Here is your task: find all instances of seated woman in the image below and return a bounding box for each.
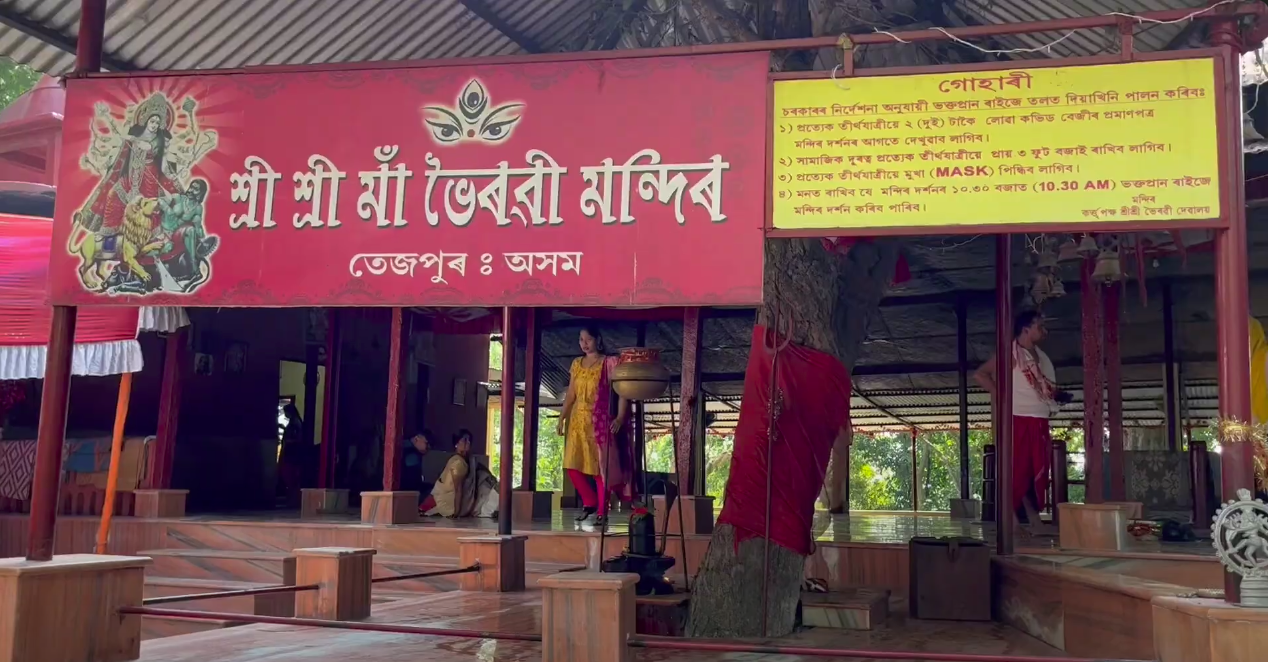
[421,430,500,518]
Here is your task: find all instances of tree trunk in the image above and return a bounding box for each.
[688,238,898,638]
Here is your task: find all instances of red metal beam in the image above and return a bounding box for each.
[519,309,542,490]
[677,307,704,494]
[498,306,517,535]
[73,0,106,74]
[994,236,1013,555]
[382,307,407,492]
[119,607,542,642]
[1105,282,1125,502]
[1081,260,1105,504]
[26,306,76,561]
[75,5,1268,80]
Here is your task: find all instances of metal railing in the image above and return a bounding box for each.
[369,563,480,585]
[120,607,541,642]
[627,635,1152,662]
[142,583,318,606]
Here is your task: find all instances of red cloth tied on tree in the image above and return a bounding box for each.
[716,325,851,556]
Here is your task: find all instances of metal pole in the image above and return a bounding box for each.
[27,306,77,561]
[74,0,106,74]
[1161,281,1179,453]
[1105,282,1125,501]
[910,426,919,512]
[383,308,406,492]
[678,308,703,495]
[956,296,970,500]
[994,236,1014,556]
[498,307,516,535]
[149,328,184,490]
[1210,11,1254,604]
[1080,259,1105,503]
[95,371,133,554]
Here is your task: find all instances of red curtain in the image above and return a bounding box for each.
[0,213,137,346]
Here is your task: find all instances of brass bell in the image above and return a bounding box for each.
[1076,234,1099,258]
[1092,250,1122,283]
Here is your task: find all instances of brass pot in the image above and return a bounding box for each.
[610,347,670,401]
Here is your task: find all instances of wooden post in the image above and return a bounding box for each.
[458,536,527,592]
[994,235,1013,555]
[677,307,703,494]
[1105,282,1125,501]
[956,295,970,500]
[1081,258,1105,504]
[383,307,407,492]
[149,328,185,490]
[294,548,375,621]
[520,309,541,490]
[27,306,76,562]
[95,372,133,554]
[540,571,637,662]
[498,307,516,536]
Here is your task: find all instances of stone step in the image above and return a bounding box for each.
[138,548,296,584]
[800,587,890,630]
[144,576,295,616]
[141,614,239,641]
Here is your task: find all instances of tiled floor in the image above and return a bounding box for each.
[138,590,1068,662]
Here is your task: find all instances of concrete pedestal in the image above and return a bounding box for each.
[651,495,715,535]
[1057,502,1139,551]
[294,547,376,621]
[949,498,981,520]
[540,571,637,662]
[359,491,419,525]
[458,535,527,592]
[511,490,553,523]
[0,554,150,662]
[1153,595,1268,662]
[133,489,188,518]
[300,488,349,518]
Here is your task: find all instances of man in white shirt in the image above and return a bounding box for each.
[975,311,1064,534]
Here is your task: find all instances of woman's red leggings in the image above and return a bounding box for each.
[566,468,607,514]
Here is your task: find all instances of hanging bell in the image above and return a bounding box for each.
[1092,250,1122,283]
[1076,234,1099,258]
[1037,251,1058,269]
[1030,272,1053,304]
[1058,236,1079,259]
[1050,277,1067,297]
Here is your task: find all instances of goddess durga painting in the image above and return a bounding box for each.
[69,92,219,296]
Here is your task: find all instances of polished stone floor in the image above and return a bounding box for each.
[138,590,1067,662]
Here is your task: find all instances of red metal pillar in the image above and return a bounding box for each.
[677,307,704,494]
[150,328,185,490]
[382,308,408,492]
[27,306,77,561]
[1104,282,1125,501]
[956,295,971,500]
[74,0,106,74]
[1080,259,1105,503]
[498,307,517,535]
[519,309,542,490]
[318,310,342,488]
[1162,280,1180,452]
[994,235,1014,555]
[1210,9,1254,603]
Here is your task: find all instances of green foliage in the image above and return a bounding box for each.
[0,58,40,111]
[848,429,992,511]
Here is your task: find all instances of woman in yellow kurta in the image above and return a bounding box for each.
[557,325,630,527]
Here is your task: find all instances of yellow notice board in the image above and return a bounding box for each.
[771,59,1221,231]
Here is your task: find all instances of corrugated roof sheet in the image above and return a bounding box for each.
[954,0,1208,58]
[0,0,596,74]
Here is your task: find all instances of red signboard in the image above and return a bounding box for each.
[48,53,768,307]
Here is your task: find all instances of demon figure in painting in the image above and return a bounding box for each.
[69,92,219,296]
